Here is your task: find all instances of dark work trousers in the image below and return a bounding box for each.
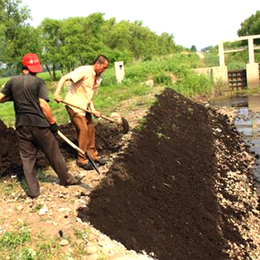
[16,126,73,198]
[66,106,98,165]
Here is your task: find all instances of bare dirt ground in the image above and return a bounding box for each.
[1,88,260,260]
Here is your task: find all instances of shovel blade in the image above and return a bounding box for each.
[85,152,100,174]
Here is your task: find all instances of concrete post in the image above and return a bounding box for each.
[218,41,225,67]
[246,63,260,88]
[248,37,255,64]
[114,61,125,83]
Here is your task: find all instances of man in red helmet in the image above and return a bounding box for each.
[0,53,82,198]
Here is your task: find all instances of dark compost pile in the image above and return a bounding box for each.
[77,89,256,260]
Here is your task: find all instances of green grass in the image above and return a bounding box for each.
[0,102,16,127]
[0,228,61,260]
[30,203,44,213]
[0,178,23,197]
[0,225,97,260]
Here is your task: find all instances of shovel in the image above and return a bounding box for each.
[60,100,129,134]
[57,130,100,174]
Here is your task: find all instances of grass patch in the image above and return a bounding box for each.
[30,202,44,213]
[0,179,23,197]
[0,225,96,260]
[0,227,31,250]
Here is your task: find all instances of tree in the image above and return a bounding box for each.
[38,18,63,80]
[0,0,36,71]
[191,45,197,52]
[238,11,260,44]
[102,19,176,60]
[157,32,176,55]
[60,13,105,72]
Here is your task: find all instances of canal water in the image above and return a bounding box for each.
[210,94,260,190]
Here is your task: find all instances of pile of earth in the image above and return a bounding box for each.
[0,119,124,178]
[0,120,22,177]
[77,88,258,260]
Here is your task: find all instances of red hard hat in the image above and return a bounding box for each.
[22,53,43,73]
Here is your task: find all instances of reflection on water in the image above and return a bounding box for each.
[210,94,260,187]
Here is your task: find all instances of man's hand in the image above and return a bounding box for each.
[92,110,101,118]
[50,122,59,134]
[54,92,62,103]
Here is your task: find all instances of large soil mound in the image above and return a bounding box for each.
[77,89,256,260]
[0,120,22,177]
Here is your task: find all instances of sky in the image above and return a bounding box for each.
[23,0,260,51]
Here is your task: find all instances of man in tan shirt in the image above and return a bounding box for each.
[54,55,109,170]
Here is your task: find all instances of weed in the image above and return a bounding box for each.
[0,229,31,249]
[14,247,37,260]
[157,132,164,139]
[73,226,90,242]
[0,222,93,260]
[135,118,147,131]
[30,203,43,213]
[0,179,23,197]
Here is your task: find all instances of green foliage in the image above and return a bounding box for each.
[30,202,44,213]
[238,10,260,44]
[0,228,63,260]
[102,19,176,60]
[153,72,171,85]
[0,101,15,126]
[0,229,31,249]
[136,118,147,131]
[203,48,219,67]
[0,178,22,196]
[0,0,38,72]
[200,10,260,70]
[73,227,90,242]
[14,247,37,260]
[173,72,213,97]
[1,7,178,74]
[191,45,197,52]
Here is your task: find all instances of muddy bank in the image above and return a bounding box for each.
[77,89,260,260]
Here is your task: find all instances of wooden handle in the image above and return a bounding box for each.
[60,100,117,124]
[58,130,100,174]
[57,130,85,155]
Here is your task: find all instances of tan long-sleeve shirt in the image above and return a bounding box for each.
[65,66,102,116]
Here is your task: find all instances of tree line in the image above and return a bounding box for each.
[0,0,183,79]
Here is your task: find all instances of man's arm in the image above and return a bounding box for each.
[39,98,56,124]
[54,75,71,103]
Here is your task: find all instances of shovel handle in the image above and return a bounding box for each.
[60,100,117,124]
[57,130,100,174]
[57,130,84,154]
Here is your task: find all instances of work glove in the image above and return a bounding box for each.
[50,122,59,134]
